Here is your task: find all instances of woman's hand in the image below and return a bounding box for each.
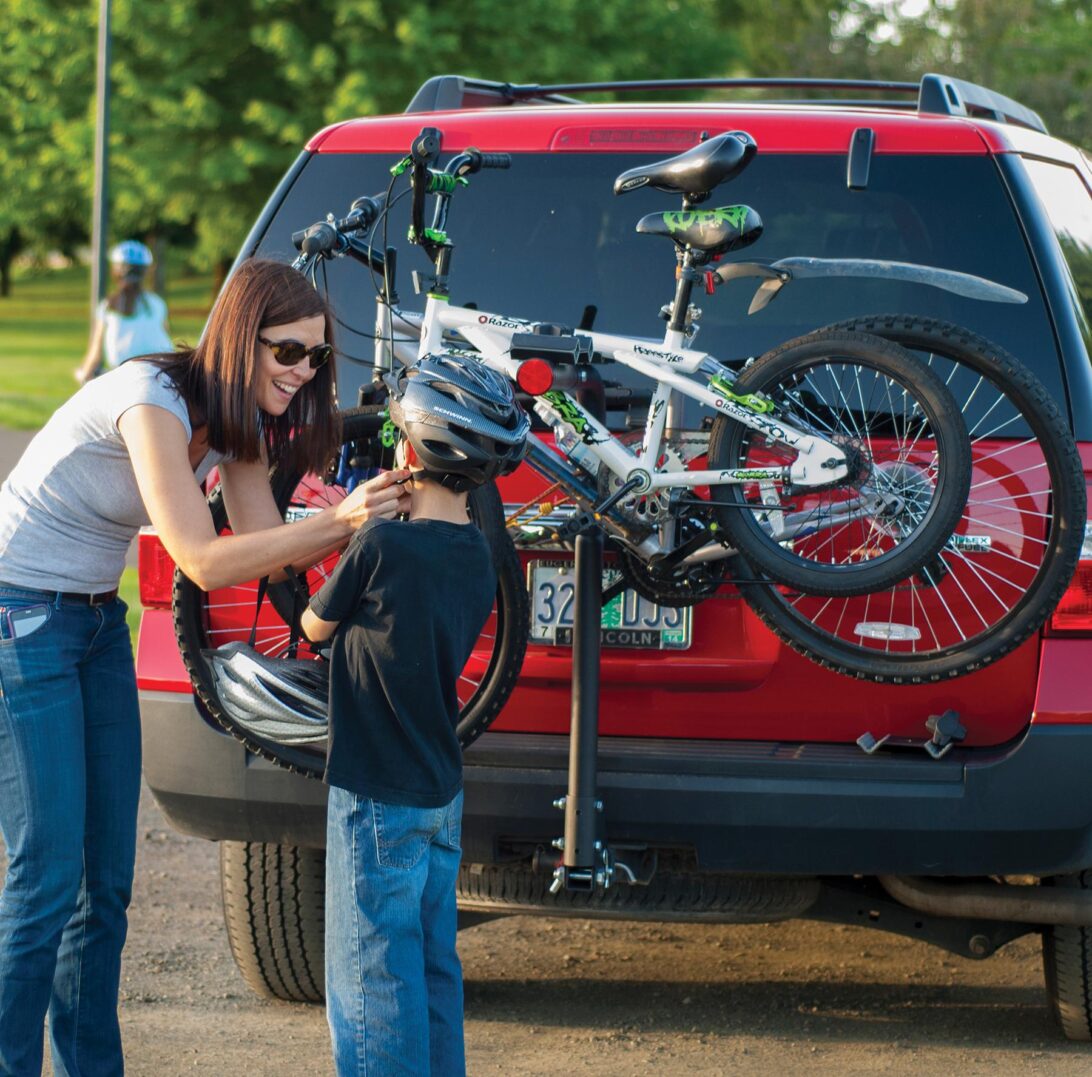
[332,470,412,531]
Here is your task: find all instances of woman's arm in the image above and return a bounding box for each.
[119,405,409,591]
[218,456,347,580]
[75,319,106,384]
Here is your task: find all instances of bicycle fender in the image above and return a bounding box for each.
[748,257,1028,314]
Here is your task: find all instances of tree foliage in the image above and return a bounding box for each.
[0,0,1087,296]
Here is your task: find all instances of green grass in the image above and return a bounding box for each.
[119,566,141,647]
[0,263,214,430]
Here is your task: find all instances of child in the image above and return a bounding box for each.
[301,354,529,1076]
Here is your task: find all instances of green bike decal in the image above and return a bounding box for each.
[708,373,775,414]
[407,226,449,245]
[723,468,774,481]
[663,205,751,234]
[379,416,398,449]
[542,390,588,435]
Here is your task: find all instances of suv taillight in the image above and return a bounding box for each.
[1049,521,1092,635]
[138,528,176,609]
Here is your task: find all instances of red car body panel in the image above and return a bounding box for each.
[309,106,991,156]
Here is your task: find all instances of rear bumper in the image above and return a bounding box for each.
[141,689,1092,876]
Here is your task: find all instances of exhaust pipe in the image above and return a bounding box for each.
[878,874,1092,926]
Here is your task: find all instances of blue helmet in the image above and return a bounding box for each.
[109,240,154,268]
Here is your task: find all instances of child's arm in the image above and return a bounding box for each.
[302,524,375,643]
[300,607,338,643]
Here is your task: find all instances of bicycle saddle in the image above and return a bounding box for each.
[636,205,764,256]
[613,131,757,202]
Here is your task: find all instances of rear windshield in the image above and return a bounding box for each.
[1022,157,1092,351]
[256,151,1060,415]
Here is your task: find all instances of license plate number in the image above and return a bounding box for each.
[529,561,691,650]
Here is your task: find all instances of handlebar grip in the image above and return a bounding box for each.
[337,193,384,233]
[478,152,511,170]
[299,222,341,256]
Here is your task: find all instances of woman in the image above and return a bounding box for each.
[0,258,409,1075]
[74,240,173,384]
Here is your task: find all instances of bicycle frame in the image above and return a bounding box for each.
[377,300,893,563]
[398,298,854,495]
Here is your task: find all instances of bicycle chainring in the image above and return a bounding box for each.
[618,519,726,608]
[597,433,704,529]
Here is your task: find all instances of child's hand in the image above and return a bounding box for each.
[333,470,412,531]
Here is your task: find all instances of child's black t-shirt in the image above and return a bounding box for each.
[309,515,496,806]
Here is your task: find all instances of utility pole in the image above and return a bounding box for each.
[90,0,111,315]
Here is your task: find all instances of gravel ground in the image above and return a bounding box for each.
[1,781,1089,1076]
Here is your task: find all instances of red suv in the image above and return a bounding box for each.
[136,75,1092,1038]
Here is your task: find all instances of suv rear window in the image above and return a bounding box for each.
[258,151,1061,412]
[1022,157,1092,351]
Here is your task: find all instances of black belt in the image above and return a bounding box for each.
[0,582,119,607]
[62,589,119,606]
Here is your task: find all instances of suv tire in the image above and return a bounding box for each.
[1043,871,1092,1041]
[220,841,325,1004]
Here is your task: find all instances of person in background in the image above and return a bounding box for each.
[74,240,173,384]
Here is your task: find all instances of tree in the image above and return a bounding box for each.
[0,0,96,294]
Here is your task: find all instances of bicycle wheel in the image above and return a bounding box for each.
[708,328,971,596]
[736,316,1085,683]
[173,406,529,776]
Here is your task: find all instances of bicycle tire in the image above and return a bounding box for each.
[708,328,971,596]
[736,316,1085,683]
[173,406,529,776]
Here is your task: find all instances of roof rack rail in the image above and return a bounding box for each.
[917,73,1047,133]
[404,73,1048,135]
[404,76,577,113]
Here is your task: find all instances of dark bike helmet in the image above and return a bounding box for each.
[384,353,530,492]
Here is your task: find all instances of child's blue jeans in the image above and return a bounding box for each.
[326,786,466,1077]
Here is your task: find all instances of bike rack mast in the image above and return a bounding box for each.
[548,477,642,894]
[553,526,605,891]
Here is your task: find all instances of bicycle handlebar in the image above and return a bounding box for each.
[291,193,386,254]
[408,128,512,253]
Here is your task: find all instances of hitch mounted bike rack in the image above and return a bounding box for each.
[546,477,651,894]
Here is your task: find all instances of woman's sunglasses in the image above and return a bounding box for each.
[258,335,334,370]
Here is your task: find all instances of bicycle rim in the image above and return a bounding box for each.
[738,317,1085,683]
[710,329,970,597]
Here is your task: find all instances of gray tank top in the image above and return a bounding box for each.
[0,361,223,593]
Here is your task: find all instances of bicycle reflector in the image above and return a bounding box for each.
[516,358,555,396]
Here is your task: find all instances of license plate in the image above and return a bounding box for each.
[529,560,692,650]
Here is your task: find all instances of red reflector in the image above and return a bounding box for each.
[516,358,554,396]
[1051,561,1092,634]
[138,530,177,609]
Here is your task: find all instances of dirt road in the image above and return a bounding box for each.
[0,782,1086,1076]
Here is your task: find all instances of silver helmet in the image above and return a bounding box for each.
[206,641,328,746]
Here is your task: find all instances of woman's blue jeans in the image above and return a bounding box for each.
[326,787,466,1077]
[0,587,141,1077]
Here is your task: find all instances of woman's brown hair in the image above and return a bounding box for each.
[144,259,340,473]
